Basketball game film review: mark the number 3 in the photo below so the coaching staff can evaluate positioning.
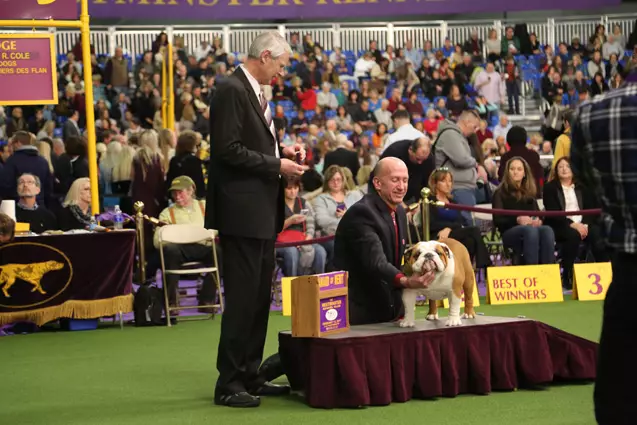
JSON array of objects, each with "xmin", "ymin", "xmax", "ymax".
[{"xmin": 588, "ymin": 273, "xmax": 603, "ymax": 295}]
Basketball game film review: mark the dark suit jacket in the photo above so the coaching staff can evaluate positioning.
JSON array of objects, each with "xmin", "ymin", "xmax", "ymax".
[
  {"xmin": 323, "ymin": 148, "xmax": 360, "ymax": 179},
  {"xmin": 542, "ymin": 180, "xmax": 599, "ymax": 230},
  {"xmin": 205, "ymin": 67, "xmax": 284, "ymax": 239},
  {"xmin": 62, "ymin": 120, "xmax": 80, "ymax": 142},
  {"xmin": 334, "ymin": 190, "xmax": 407, "ymax": 325}
]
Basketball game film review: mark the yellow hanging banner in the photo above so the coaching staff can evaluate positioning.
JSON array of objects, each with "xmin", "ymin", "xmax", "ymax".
[
  {"xmin": 486, "ymin": 264, "xmax": 563, "ymax": 305},
  {"xmin": 573, "ymin": 262, "xmax": 612, "ymax": 301}
]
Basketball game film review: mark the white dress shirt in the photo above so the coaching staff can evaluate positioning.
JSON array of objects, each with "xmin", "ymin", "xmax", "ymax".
[
  {"xmin": 383, "ymin": 124, "xmax": 426, "ymax": 152},
  {"xmin": 240, "ymin": 65, "xmax": 279, "ymax": 158},
  {"xmin": 562, "ymin": 184, "xmax": 582, "ymax": 223}
]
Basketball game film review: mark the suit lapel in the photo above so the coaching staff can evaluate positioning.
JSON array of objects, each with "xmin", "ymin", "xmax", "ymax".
[
  {"xmin": 371, "ymin": 192, "xmax": 399, "ymax": 266},
  {"xmin": 574, "ymin": 185, "xmax": 584, "ymax": 211},
  {"xmin": 233, "ymin": 67, "xmax": 273, "ymax": 139},
  {"xmin": 557, "ymin": 184, "xmax": 566, "ymax": 210}
]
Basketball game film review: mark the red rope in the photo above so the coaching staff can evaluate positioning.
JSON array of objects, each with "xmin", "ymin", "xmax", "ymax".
[
  {"xmin": 275, "ymin": 235, "xmax": 335, "ymax": 249},
  {"xmin": 439, "ymin": 203, "xmax": 602, "ymax": 217}
]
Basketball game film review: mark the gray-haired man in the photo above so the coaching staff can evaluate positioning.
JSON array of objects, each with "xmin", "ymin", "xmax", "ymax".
[{"xmin": 15, "ymin": 173, "xmax": 57, "ymax": 234}]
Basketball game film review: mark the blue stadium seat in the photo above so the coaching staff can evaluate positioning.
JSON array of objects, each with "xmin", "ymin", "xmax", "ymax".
[{"xmin": 325, "ymin": 109, "xmax": 336, "ymax": 118}]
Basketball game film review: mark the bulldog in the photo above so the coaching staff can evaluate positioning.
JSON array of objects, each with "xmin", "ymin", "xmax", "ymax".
[{"xmin": 400, "ymin": 238, "xmax": 476, "ymax": 327}]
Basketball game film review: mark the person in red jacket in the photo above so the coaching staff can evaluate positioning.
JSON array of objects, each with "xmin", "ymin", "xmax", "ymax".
[{"xmin": 295, "ymin": 81, "xmax": 317, "ymax": 111}]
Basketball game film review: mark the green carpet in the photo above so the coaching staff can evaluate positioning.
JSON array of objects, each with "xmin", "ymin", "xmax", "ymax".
[{"xmin": 0, "ymin": 299, "xmax": 602, "ymax": 425}]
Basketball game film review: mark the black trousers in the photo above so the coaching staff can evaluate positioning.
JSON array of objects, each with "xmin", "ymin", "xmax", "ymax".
[
  {"xmin": 554, "ymin": 223, "xmax": 607, "ymax": 284},
  {"xmin": 595, "ymin": 252, "xmax": 636, "ymax": 425},
  {"xmin": 216, "ymin": 235, "xmax": 275, "ymax": 394}
]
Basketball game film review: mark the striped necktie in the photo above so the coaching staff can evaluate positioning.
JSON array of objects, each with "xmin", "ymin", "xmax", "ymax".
[{"xmin": 259, "ymin": 91, "xmax": 272, "ymax": 127}]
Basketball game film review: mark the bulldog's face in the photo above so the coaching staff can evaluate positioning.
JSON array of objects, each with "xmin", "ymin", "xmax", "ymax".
[{"xmin": 405, "ymin": 241, "xmax": 452, "ymax": 275}]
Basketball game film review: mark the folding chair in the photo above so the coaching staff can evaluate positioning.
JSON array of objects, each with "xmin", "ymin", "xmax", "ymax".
[{"xmin": 158, "ymin": 224, "xmax": 224, "ymax": 327}]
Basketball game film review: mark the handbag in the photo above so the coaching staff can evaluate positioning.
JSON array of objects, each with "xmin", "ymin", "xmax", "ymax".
[{"xmin": 276, "ymin": 197, "xmax": 306, "ymax": 243}]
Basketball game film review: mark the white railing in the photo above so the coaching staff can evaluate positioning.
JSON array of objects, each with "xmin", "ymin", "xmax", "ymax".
[{"xmin": 1, "ymin": 13, "xmax": 635, "ymax": 61}]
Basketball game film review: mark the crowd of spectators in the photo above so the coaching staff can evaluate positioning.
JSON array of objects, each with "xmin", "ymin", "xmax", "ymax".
[{"xmin": 0, "ymin": 21, "xmax": 635, "ymax": 287}]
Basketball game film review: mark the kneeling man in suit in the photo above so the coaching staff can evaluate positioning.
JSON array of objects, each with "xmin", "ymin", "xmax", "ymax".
[{"xmin": 334, "ymin": 157, "xmax": 434, "ymax": 325}]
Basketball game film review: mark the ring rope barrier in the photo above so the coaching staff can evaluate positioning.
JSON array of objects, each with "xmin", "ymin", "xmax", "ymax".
[{"xmin": 434, "ymin": 202, "xmax": 602, "ymax": 217}]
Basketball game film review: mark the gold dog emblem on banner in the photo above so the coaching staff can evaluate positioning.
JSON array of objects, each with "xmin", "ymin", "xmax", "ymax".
[{"xmin": 0, "ymin": 261, "xmax": 65, "ymax": 298}]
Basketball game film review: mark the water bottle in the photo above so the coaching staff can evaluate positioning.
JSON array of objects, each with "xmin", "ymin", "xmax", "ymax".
[
  {"xmin": 89, "ymin": 216, "xmax": 98, "ymax": 231},
  {"xmin": 113, "ymin": 205, "xmax": 124, "ymax": 230}
]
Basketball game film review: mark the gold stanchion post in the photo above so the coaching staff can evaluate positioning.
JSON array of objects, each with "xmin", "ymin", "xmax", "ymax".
[
  {"xmin": 421, "ymin": 187, "xmax": 431, "ymax": 241},
  {"xmin": 80, "ymin": 0, "xmax": 100, "ymax": 215},
  {"xmin": 134, "ymin": 201, "xmax": 146, "ymax": 284}
]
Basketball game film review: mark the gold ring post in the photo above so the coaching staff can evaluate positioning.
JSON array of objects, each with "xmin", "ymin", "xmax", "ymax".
[
  {"xmin": 134, "ymin": 201, "xmax": 146, "ymax": 284},
  {"xmin": 80, "ymin": 0, "xmax": 100, "ymax": 216},
  {"xmin": 420, "ymin": 187, "xmax": 431, "ymax": 241},
  {"xmin": 167, "ymin": 42, "xmax": 175, "ymax": 131}
]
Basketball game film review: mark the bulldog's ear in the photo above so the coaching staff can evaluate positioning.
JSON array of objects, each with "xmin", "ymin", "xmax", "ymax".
[
  {"xmin": 402, "ymin": 246, "xmax": 418, "ymax": 275},
  {"xmin": 435, "ymin": 244, "xmax": 450, "ymax": 268}
]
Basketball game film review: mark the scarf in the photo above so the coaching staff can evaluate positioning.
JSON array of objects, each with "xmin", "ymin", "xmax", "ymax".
[{"xmin": 69, "ymin": 204, "xmax": 92, "ymax": 227}]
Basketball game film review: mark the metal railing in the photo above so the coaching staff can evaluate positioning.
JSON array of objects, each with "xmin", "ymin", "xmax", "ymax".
[{"xmin": 2, "ymin": 13, "xmax": 634, "ymax": 61}]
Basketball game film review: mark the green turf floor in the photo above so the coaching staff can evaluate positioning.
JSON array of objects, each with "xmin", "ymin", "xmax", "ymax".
[{"xmin": 0, "ymin": 299, "xmax": 603, "ymax": 425}]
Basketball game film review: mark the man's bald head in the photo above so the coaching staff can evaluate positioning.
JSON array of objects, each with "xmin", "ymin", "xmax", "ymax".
[{"xmin": 373, "ymin": 157, "xmax": 409, "ymax": 208}]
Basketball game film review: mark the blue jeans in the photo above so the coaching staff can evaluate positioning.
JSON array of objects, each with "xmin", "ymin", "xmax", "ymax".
[
  {"xmin": 452, "ymin": 188, "xmax": 476, "ymax": 226},
  {"xmin": 502, "ymin": 225, "xmax": 556, "ymax": 265},
  {"xmin": 277, "ymin": 244, "xmax": 327, "ymax": 277}
]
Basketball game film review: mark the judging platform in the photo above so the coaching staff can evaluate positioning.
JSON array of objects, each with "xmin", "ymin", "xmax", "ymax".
[{"xmin": 279, "ymin": 316, "xmax": 598, "ymax": 408}]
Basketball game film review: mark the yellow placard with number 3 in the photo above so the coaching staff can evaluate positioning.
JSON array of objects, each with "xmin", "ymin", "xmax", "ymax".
[{"xmin": 572, "ymin": 262, "xmax": 613, "ymax": 301}]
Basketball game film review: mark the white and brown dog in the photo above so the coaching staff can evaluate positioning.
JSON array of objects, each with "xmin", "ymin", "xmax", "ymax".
[{"xmin": 400, "ymin": 238, "xmax": 476, "ymax": 327}]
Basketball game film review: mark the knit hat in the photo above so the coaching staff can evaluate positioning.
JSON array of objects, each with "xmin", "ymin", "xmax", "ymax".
[{"xmin": 506, "ymin": 125, "xmax": 528, "ymax": 147}]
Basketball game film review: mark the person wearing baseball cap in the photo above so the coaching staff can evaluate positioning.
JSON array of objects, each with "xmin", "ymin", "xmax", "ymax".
[{"xmin": 153, "ymin": 175, "xmax": 216, "ymax": 311}]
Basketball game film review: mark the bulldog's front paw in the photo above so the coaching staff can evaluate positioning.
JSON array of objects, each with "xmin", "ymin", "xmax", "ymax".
[
  {"xmin": 425, "ymin": 313, "xmax": 439, "ymax": 321},
  {"xmin": 462, "ymin": 311, "xmax": 476, "ymax": 319},
  {"xmin": 399, "ymin": 319, "xmax": 415, "ymax": 328},
  {"xmin": 446, "ymin": 316, "xmax": 462, "ymax": 327}
]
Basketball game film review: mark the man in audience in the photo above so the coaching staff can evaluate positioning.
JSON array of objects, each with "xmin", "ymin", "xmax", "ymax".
[
  {"xmin": 63, "ymin": 109, "xmax": 81, "ymax": 141},
  {"xmin": 15, "ymin": 173, "xmax": 57, "ymax": 234},
  {"xmin": 493, "ymin": 114, "xmax": 512, "ymax": 145},
  {"xmin": 384, "ymin": 110, "xmax": 425, "ymax": 152},
  {"xmin": 434, "ymin": 111, "xmax": 480, "ymax": 224},
  {"xmin": 352, "ymin": 100, "xmax": 377, "ymax": 130},
  {"xmin": 571, "ymin": 68, "xmax": 637, "ymax": 425},
  {"xmin": 323, "ymin": 134, "xmax": 359, "ymax": 178},
  {"xmin": 374, "ymin": 137, "xmax": 435, "ymax": 205},
  {"xmin": 317, "ymin": 82, "xmax": 338, "ymax": 110},
  {"xmin": 374, "ymin": 99, "xmax": 393, "ymax": 129},
  {"xmin": 334, "ymin": 157, "xmax": 434, "ymax": 325},
  {"xmin": 0, "ymin": 131, "xmax": 53, "ymax": 207},
  {"xmin": 474, "ymin": 62, "xmax": 503, "ymax": 109},
  {"xmin": 154, "ymin": 176, "xmax": 217, "ymax": 311}
]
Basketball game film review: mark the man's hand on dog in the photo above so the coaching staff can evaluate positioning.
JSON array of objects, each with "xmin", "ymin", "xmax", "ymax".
[{"xmin": 402, "ymin": 271, "xmax": 436, "ymax": 289}]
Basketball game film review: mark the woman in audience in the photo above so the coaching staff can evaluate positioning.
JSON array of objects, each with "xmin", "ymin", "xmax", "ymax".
[
  {"xmin": 590, "ymin": 72, "xmax": 609, "ymax": 96},
  {"xmin": 100, "ymin": 141, "xmax": 122, "ymax": 196},
  {"xmin": 334, "ymin": 105, "xmax": 353, "ymax": 131},
  {"xmin": 372, "ymin": 123, "xmax": 389, "ymax": 149},
  {"xmin": 446, "ymin": 84, "xmax": 468, "ymax": 118},
  {"xmin": 428, "ymin": 168, "xmax": 491, "ymax": 269},
  {"xmin": 112, "ymin": 144, "xmax": 134, "ymax": 195},
  {"xmin": 313, "ymin": 165, "xmax": 364, "ymax": 265},
  {"xmin": 345, "ymin": 90, "xmax": 362, "ymax": 117},
  {"xmin": 37, "ymin": 120, "xmax": 56, "ymax": 141},
  {"xmin": 58, "ymin": 177, "xmax": 93, "ymax": 231},
  {"xmin": 543, "ymin": 157, "xmax": 609, "ymax": 288},
  {"xmin": 37, "ymin": 141, "xmax": 55, "ymax": 179},
  {"xmin": 166, "ymin": 130, "xmax": 206, "ymax": 199},
  {"xmin": 276, "ymin": 177, "xmax": 327, "ymax": 277},
  {"xmin": 486, "ymin": 29, "xmax": 501, "ymax": 63},
  {"xmin": 131, "ymin": 130, "xmax": 165, "ymax": 221},
  {"xmin": 56, "ymin": 136, "xmax": 89, "ymax": 196},
  {"xmin": 158, "ymin": 128, "xmax": 176, "ymax": 173},
  {"xmin": 404, "ymin": 91, "xmax": 424, "ymax": 119},
  {"xmin": 493, "ymin": 157, "xmax": 555, "ymax": 265}
]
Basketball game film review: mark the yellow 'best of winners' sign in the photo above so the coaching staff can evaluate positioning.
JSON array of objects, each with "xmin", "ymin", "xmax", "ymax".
[{"xmin": 486, "ymin": 264, "xmax": 563, "ymax": 305}]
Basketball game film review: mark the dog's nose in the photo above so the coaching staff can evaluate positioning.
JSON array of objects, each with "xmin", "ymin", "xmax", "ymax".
[{"xmin": 424, "ymin": 253, "xmax": 434, "ymax": 260}]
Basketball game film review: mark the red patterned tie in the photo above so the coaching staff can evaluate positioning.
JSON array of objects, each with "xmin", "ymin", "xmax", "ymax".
[{"xmin": 391, "ymin": 211, "xmax": 399, "ymax": 265}]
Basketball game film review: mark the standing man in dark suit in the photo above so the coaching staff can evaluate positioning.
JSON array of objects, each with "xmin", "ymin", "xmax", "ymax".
[
  {"xmin": 205, "ymin": 31, "xmax": 307, "ymax": 408},
  {"xmin": 323, "ymin": 134, "xmax": 360, "ymax": 179},
  {"xmin": 334, "ymin": 157, "xmax": 434, "ymax": 326},
  {"xmin": 62, "ymin": 110, "xmax": 81, "ymax": 142}
]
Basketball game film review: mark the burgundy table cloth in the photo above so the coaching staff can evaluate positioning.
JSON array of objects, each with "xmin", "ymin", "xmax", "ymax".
[{"xmin": 279, "ymin": 316, "xmax": 598, "ymax": 408}]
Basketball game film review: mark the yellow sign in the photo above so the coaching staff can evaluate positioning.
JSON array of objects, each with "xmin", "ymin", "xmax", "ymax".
[
  {"xmin": 486, "ymin": 264, "xmax": 563, "ymax": 305},
  {"xmin": 281, "ymin": 277, "xmax": 293, "ymax": 316},
  {"xmin": 573, "ymin": 262, "xmax": 612, "ymax": 301},
  {"xmin": 442, "ymin": 273, "xmax": 480, "ymax": 308}
]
